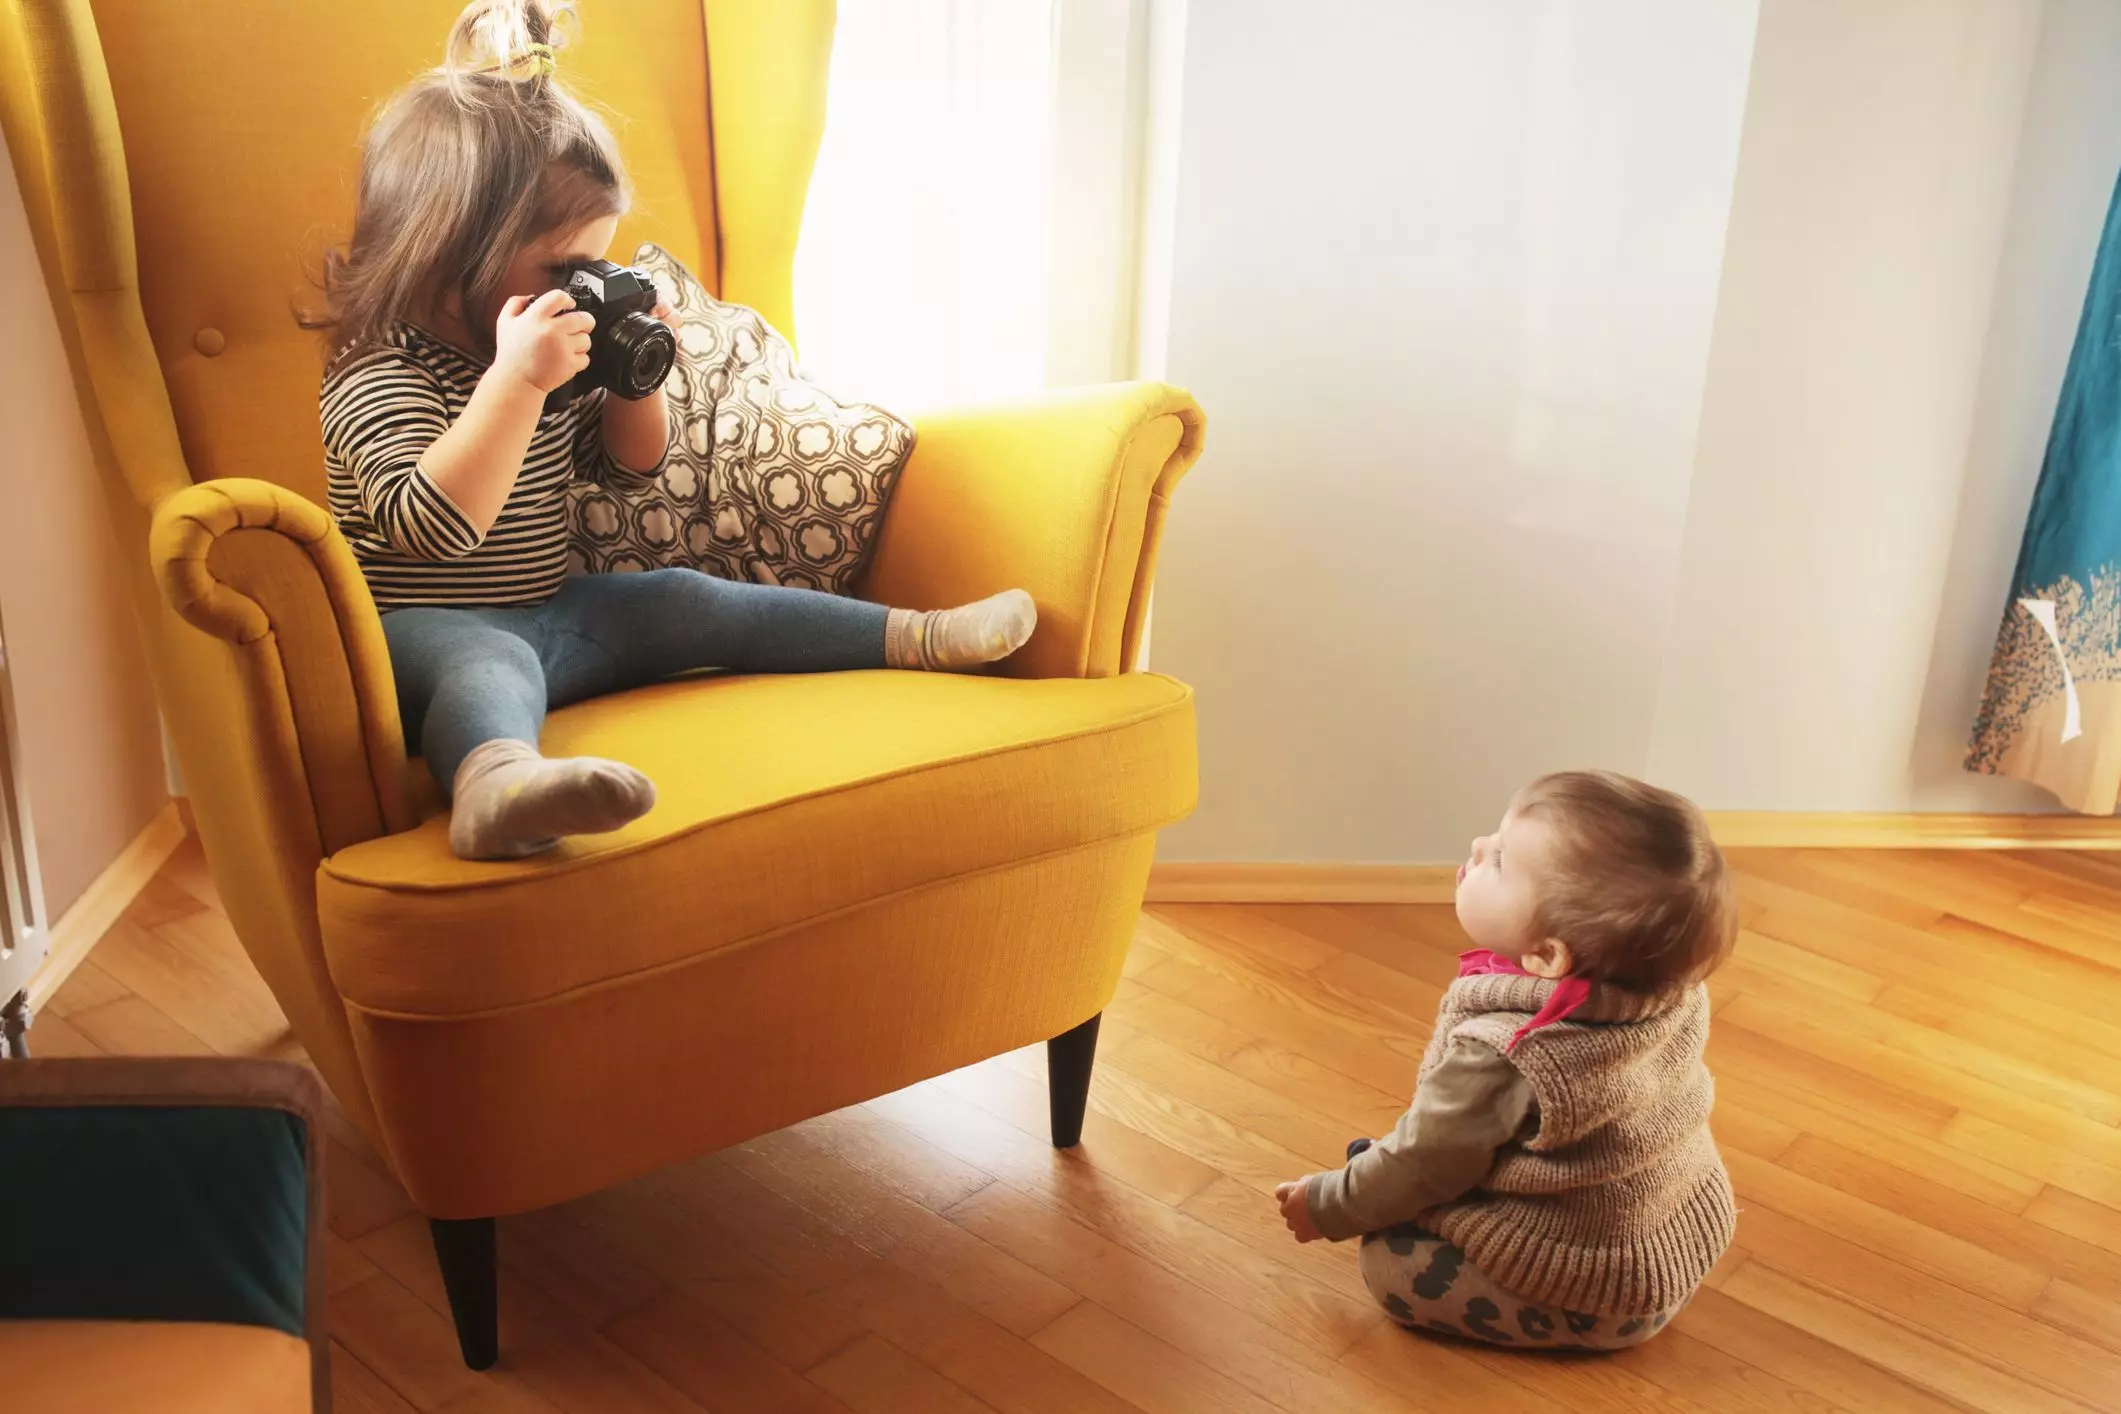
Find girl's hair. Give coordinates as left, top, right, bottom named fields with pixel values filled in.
left=308, top=0, right=628, bottom=362
left=1512, top=770, right=1738, bottom=994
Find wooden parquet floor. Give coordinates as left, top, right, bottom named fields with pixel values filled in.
left=35, top=839, right=2121, bottom=1413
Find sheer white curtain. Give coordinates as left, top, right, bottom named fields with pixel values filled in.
left=793, top=0, right=1058, bottom=411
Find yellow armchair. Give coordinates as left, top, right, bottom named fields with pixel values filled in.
left=2, top=0, right=1203, bottom=1371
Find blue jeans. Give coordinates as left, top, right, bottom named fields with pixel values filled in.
left=382, top=570, right=889, bottom=793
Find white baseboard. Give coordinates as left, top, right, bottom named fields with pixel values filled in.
left=1146, top=862, right=1457, bottom=905
left=26, top=802, right=186, bottom=1011
left=1148, top=812, right=2121, bottom=904
left=1703, top=811, right=2121, bottom=849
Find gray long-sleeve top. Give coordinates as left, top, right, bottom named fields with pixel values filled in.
left=1305, top=1037, right=1536, bottom=1241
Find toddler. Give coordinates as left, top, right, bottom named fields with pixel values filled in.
left=315, top=0, right=1034, bottom=859
left=1275, top=770, right=1738, bottom=1349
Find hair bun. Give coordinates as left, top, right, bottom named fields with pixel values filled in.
left=444, top=0, right=574, bottom=84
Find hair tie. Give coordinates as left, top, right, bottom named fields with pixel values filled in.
left=524, top=41, right=556, bottom=77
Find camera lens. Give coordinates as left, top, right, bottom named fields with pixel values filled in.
left=603, top=312, right=676, bottom=399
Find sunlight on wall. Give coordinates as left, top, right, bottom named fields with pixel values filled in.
left=793, top=0, right=1056, bottom=411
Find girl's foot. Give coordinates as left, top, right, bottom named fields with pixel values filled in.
left=885, top=590, right=1037, bottom=672
left=449, top=739, right=657, bottom=860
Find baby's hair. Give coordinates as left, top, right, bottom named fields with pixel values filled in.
left=1512, top=770, right=1737, bottom=994
left=306, top=0, right=627, bottom=362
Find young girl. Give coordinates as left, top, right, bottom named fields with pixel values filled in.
left=1275, top=771, right=1739, bottom=1349
left=317, top=0, right=1033, bottom=860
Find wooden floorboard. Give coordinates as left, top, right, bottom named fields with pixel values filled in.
left=38, top=835, right=2121, bottom=1413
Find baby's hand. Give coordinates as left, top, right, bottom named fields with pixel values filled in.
left=494, top=289, right=595, bottom=395
left=1274, top=1176, right=1323, bottom=1244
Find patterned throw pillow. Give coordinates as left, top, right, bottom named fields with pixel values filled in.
left=567, top=244, right=913, bottom=593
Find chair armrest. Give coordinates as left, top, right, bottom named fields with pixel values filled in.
left=150, top=478, right=416, bottom=850
left=860, top=382, right=1206, bottom=679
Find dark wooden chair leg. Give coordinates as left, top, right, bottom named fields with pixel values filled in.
left=428, top=1216, right=498, bottom=1370
left=1047, top=1012, right=1101, bottom=1149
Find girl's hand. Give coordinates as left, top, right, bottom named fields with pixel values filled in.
left=494, top=289, right=595, bottom=395
left=1275, top=1177, right=1323, bottom=1243
left=652, top=299, right=679, bottom=331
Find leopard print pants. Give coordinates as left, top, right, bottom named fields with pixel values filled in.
left=1358, top=1223, right=1687, bottom=1351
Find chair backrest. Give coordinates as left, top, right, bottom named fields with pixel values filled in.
left=62, top=0, right=834, bottom=505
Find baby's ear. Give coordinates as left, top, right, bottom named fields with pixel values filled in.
left=1520, top=937, right=1574, bottom=980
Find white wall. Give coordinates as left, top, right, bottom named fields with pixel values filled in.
left=1149, top=0, right=2097, bottom=861
left=0, top=145, right=168, bottom=916
left=1150, top=0, right=1759, bottom=862
left=1649, top=0, right=2046, bottom=811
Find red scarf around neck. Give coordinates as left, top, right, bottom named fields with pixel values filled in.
left=1457, top=949, right=1593, bottom=1051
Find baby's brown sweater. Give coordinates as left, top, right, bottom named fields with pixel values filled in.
left=1319, top=972, right=1733, bottom=1316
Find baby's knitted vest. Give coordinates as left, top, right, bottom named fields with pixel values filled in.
left=1416, top=972, right=1735, bottom=1315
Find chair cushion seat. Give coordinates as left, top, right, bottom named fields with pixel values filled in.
left=318, top=670, right=1195, bottom=1017
left=0, top=1320, right=311, bottom=1414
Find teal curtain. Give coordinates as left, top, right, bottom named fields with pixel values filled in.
left=1969, top=164, right=2121, bottom=813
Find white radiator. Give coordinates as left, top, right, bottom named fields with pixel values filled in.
left=0, top=606, right=49, bottom=1038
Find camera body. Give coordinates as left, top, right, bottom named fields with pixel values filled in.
left=549, top=259, right=677, bottom=409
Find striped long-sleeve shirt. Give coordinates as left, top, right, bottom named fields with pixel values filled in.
left=322, top=324, right=664, bottom=611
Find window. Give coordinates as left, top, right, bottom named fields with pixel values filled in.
left=793, top=0, right=1159, bottom=409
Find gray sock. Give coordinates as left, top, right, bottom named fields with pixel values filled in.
left=448, top=739, right=657, bottom=860
left=885, top=589, right=1037, bottom=671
